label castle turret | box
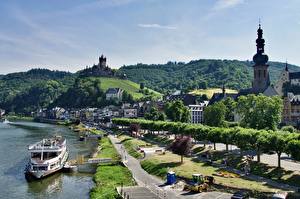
[252,23,270,93]
[99,54,107,68]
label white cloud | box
[138,23,177,30]
[213,0,244,11]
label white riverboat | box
[25,135,68,179]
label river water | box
[0,121,96,199]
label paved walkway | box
[109,135,180,199]
[109,135,232,199]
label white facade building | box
[188,101,208,124]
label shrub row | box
[112,118,300,165]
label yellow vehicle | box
[184,174,214,193]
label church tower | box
[252,24,270,93]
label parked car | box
[272,192,288,199]
[231,191,250,199]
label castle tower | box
[252,23,270,93]
[99,54,107,68]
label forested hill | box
[0,69,75,102]
[118,60,300,93]
[0,69,76,113]
[0,69,160,114]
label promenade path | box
[109,135,232,199]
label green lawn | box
[99,77,162,100]
[141,152,283,198]
[90,137,135,198]
[96,137,120,161]
[189,88,238,99]
[118,135,151,159]
[198,149,300,188]
[143,134,173,146]
[90,165,135,199]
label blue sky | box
[0,0,300,74]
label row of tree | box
[112,118,300,168]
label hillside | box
[189,88,238,99]
[118,60,300,93]
[0,68,161,114]
[0,69,76,113]
[99,77,162,99]
[53,77,162,109]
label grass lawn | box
[143,133,173,146]
[99,77,162,100]
[90,129,105,135]
[90,165,135,199]
[96,137,120,161]
[91,137,135,199]
[199,149,300,188]
[118,135,152,159]
[189,88,238,99]
[141,152,284,198]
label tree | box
[169,136,192,163]
[265,132,287,168]
[129,123,140,137]
[221,97,236,122]
[140,82,145,90]
[286,140,300,161]
[281,125,296,133]
[144,107,166,121]
[165,100,190,123]
[203,102,226,127]
[236,94,283,130]
[122,91,134,103]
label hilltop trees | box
[9,80,66,114]
[54,77,105,108]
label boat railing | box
[28,145,64,150]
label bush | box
[281,125,296,133]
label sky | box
[0,0,300,74]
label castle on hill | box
[79,54,119,78]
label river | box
[0,121,96,199]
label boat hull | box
[25,150,69,180]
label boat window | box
[33,166,48,171]
[43,152,59,159]
[31,153,41,159]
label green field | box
[189,88,238,99]
[90,137,135,199]
[118,135,152,159]
[141,152,282,198]
[99,77,162,100]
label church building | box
[238,24,278,97]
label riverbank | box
[4,115,34,121]
[90,137,135,199]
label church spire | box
[285,60,289,71]
[253,23,269,66]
